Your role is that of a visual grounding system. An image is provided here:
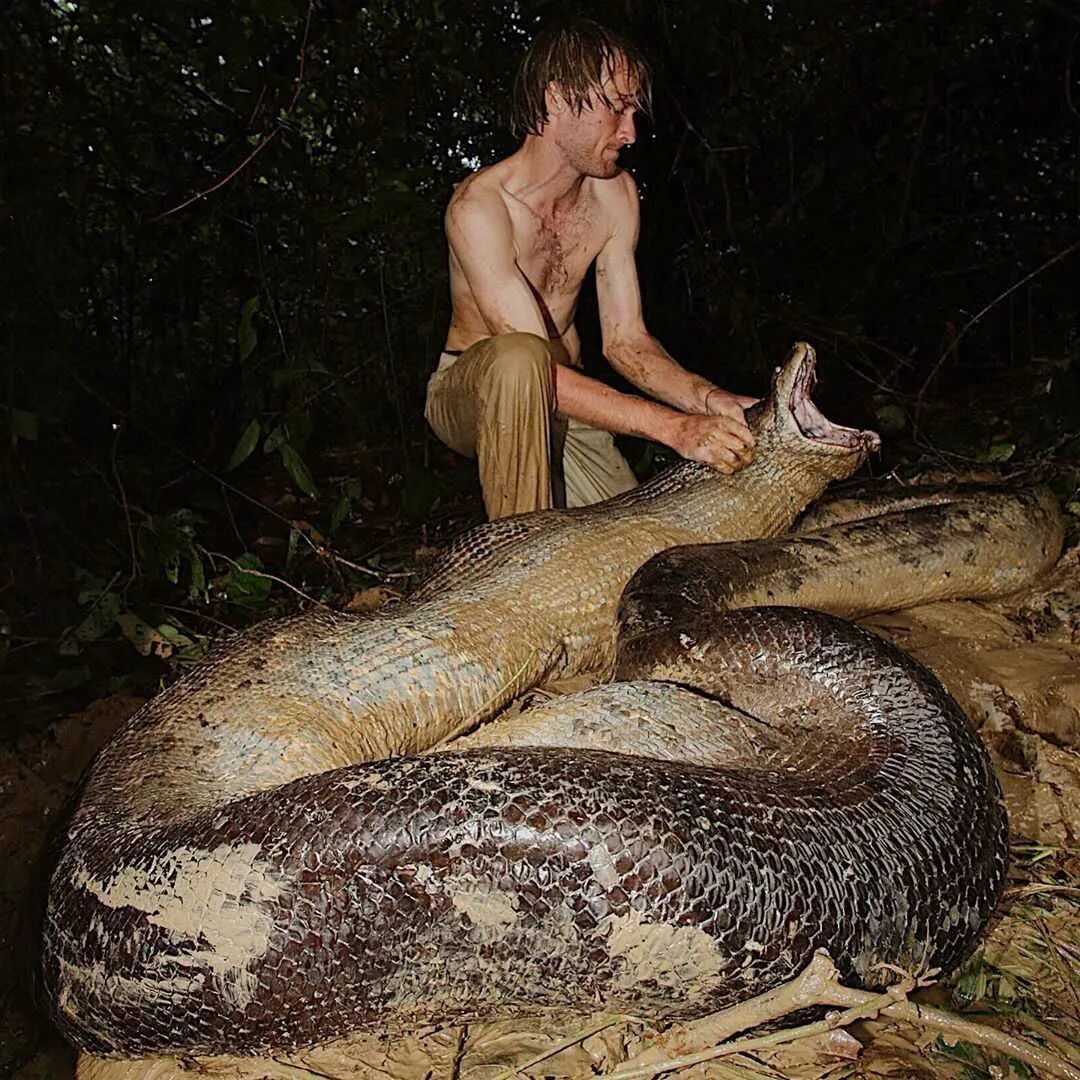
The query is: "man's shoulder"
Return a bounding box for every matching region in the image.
[446,165,512,228]
[588,170,640,244]
[448,158,517,206]
[591,168,639,210]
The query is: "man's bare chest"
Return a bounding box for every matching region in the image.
[509,203,605,300]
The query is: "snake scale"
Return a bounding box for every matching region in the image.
[41,343,1064,1060]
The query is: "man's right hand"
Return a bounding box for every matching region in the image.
[663,411,756,474]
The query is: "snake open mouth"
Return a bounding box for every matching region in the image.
[787,343,881,454]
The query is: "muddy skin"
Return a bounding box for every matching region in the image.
[618,485,1065,643]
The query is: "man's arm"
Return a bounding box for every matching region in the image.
[588,172,756,471]
[445,182,551,340]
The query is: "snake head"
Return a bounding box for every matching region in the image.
[747,342,881,466]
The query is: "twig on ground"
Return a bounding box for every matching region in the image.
[600,952,850,1079]
[206,550,327,608]
[270,1057,347,1079]
[604,992,899,1080]
[1011,1012,1080,1067]
[599,951,1080,1080]
[158,603,238,634]
[491,1015,629,1080]
[451,1022,469,1080]
[314,544,419,582]
[820,980,1080,1080]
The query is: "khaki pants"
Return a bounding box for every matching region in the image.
[424,332,638,519]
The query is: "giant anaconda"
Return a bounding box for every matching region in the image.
[41,344,1064,1060]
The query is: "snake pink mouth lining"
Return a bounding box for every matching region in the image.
[788,348,881,453]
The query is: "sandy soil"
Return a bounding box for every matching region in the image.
[3,550,1078,1080]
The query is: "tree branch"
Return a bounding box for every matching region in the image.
[148,0,316,222]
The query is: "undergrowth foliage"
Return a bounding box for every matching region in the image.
[1,0,1078,709]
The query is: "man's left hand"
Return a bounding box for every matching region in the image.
[704,387,760,417]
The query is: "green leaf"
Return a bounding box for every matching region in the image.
[874,402,907,434]
[71,590,122,643]
[169,508,204,536]
[156,621,206,662]
[76,575,108,605]
[166,547,184,584]
[57,635,81,657]
[286,410,313,448]
[11,408,39,442]
[958,967,987,1005]
[285,525,301,572]
[116,612,171,657]
[137,511,207,596]
[221,553,273,606]
[237,295,261,362]
[227,418,262,470]
[188,551,207,600]
[280,443,318,497]
[984,441,1016,463]
[271,361,330,389]
[263,424,288,453]
[330,494,352,535]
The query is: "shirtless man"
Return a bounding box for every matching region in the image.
[425,18,756,520]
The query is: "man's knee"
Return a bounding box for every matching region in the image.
[484,332,554,392]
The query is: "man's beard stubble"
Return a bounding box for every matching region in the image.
[557,132,622,180]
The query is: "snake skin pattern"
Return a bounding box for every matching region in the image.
[618,485,1066,639]
[39,344,1032,1059]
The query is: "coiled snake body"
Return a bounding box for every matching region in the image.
[42,345,1063,1059]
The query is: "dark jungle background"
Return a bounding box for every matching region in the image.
[2,0,1079,727]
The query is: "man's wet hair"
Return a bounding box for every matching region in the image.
[511,18,652,138]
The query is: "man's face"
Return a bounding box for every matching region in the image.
[547,56,640,180]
